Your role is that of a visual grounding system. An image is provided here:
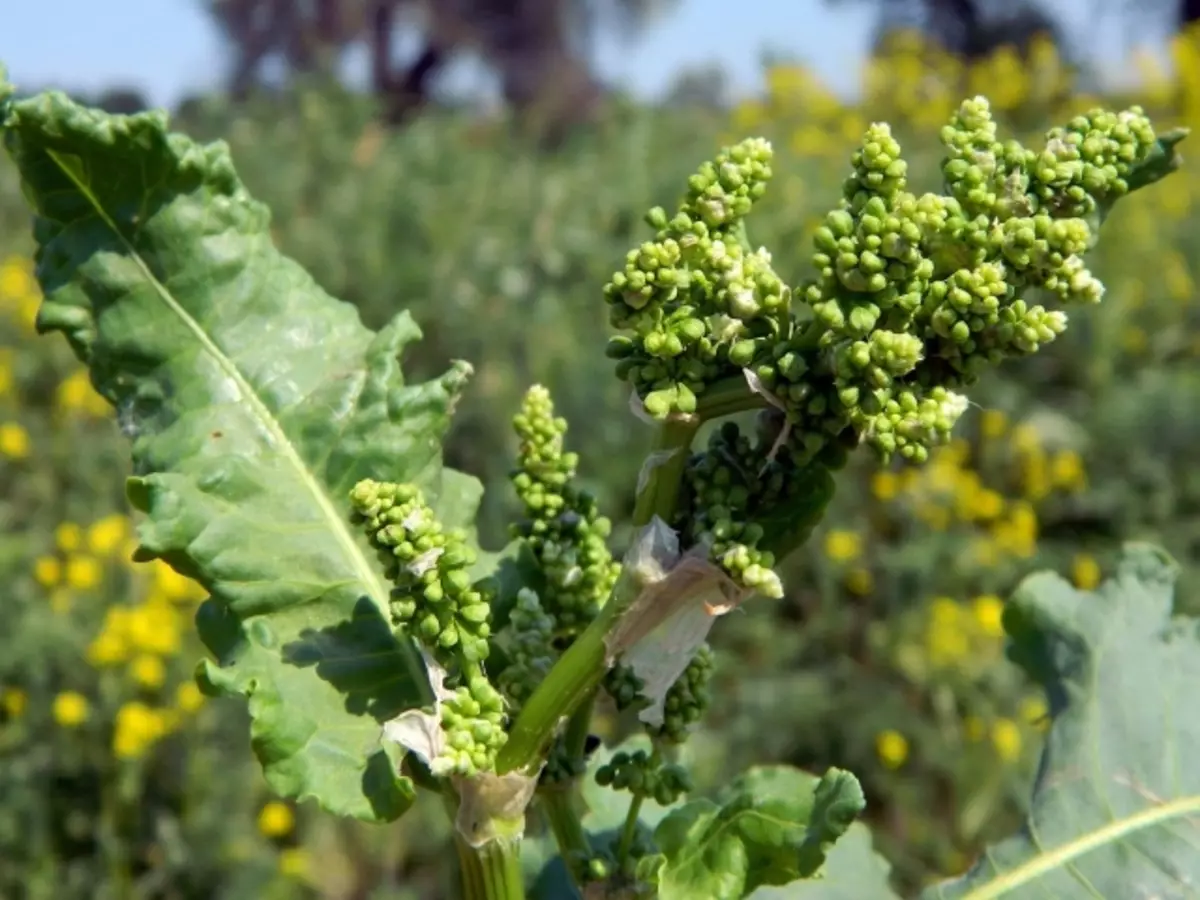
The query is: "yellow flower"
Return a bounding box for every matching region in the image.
[2,687,27,718]
[1020,450,1050,501]
[87,514,129,555]
[0,350,13,398]
[53,691,90,727]
[278,847,310,880]
[149,560,202,604]
[113,702,171,759]
[1072,554,1102,591]
[0,257,36,306]
[0,421,30,459]
[55,523,83,552]
[55,369,109,417]
[88,607,133,666]
[1020,695,1048,729]
[823,530,862,563]
[963,716,986,742]
[33,556,61,587]
[993,502,1038,559]
[929,597,960,624]
[128,601,182,656]
[844,567,873,596]
[927,621,970,667]
[258,801,296,838]
[1050,450,1086,492]
[979,408,1007,439]
[175,681,206,714]
[875,729,909,770]
[64,555,103,591]
[1011,423,1041,453]
[991,718,1022,763]
[129,654,167,690]
[871,470,899,502]
[971,595,1006,639]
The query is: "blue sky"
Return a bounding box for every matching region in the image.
[0,0,1178,109]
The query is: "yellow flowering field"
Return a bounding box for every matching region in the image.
[3,28,1200,897]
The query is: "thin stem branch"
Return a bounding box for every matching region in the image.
[496,415,700,775]
[495,564,647,773]
[616,746,660,866]
[539,787,591,869]
[616,795,646,865]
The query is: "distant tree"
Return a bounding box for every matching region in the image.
[93,88,151,115]
[1178,0,1200,30]
[662,63,731,109]
[204,0,676,132]
[830,0,1070,61]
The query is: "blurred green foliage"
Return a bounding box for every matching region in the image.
[4,26,1200,898]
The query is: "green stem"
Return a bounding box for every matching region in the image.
[497,417,700,776]
[444,789,527,900]
[616,746,660,866]
[496,561,652,773]
[616,795,647,865]
[694,374,764,421]
[536,693,595,889]
[631,416,701,525]
[539,787,591,867]
[455,833,526,900]
[563,691,595,761]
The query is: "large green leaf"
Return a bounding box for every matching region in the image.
[650,766,866,900]
[747,823,897,899]
[923,543,1200,899]
[0,88,482,821]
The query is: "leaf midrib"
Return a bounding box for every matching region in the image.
[46,147,427,695]
[955,792,1200,900]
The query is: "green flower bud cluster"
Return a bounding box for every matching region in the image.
[349,479,505,775]
[438,678,508,777]
[566,833,656,886]
[1031,106,1157,218]
[495,588,556,709]
[511,385,621,637]
[603,661,650,712]
[349,480,491,667]
[596,749,693,807]
[540,737,589,786]
[649,645,713,745]
[674,419,836,595]
[602,646,711,747]
[603,137,787,419]
[607,96,1163,465]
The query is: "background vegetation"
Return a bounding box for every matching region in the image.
[5,2,1200,897]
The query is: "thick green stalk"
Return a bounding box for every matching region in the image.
[536,691,596,890]
[496,559,656,774]
[630,417,702,525]
[694,374,764,421]
[455,834,526,900]
[497,416,700,775]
